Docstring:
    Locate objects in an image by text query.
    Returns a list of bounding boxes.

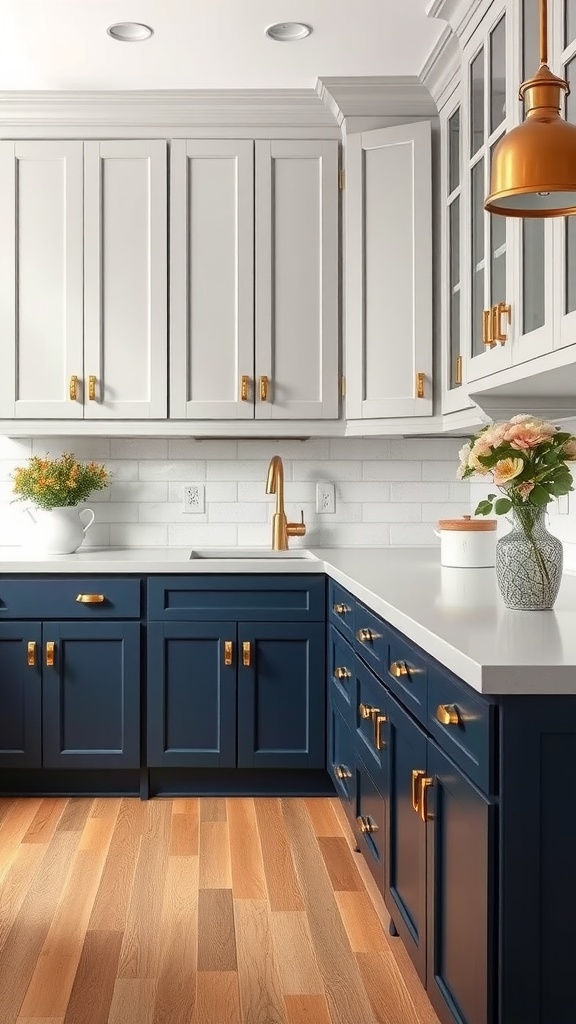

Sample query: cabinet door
[555,6,576,352]
[255,140,339,420]
[426,741,495,1024]
[0,622,42,768]
[327,704,356,827]
[147,621,236,768]
[237,622,325,768]
[170,139,254,419]
[385,692,428,982]
[42,622,140,768]
[345,122,432,418]
[84,140,167,418]
[0,141,84,419]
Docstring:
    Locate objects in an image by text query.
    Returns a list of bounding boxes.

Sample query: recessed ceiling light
[107,22,154,42]
[265,22,312,42]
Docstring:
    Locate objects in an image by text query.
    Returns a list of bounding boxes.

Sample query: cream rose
[562,438,576,460]
[493,457,525,486]
[504,421,556,450]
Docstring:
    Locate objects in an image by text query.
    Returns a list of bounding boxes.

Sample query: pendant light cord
[540,0,548,66]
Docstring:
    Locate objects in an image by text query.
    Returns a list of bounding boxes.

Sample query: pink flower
[493,457,525,486]
[563,438,576,460]
[504,421,557,450]
[515,480,535,500]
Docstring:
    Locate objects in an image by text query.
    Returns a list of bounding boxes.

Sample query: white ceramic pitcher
[24,506,95,554]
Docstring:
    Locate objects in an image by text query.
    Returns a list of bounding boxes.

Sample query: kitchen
[1,1,576,1023]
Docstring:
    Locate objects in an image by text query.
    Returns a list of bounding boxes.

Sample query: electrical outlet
[316,482,335,514]
[557,494,570,515]
[183,484,205,514]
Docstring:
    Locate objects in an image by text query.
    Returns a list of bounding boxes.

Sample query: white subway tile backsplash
[422,461,460,481]
[111,439,168,460]
[169,439,238,460]
[32,438,111,459]
[110,482,169,503]
[388,438,463,460]
[293,460,362,482]
[0,438,32,459]
[139,460,206,482]
[338,482,390,502]
[363,502,421,523]
[363,460,422,481]
[110,523,169,547]
[329,438,391,460]
[168,523,238,547]
[209,502,268,523]
[390,482,451,503]
[237,439,330,461]
[206,460,274,481]
[390,523,440,545]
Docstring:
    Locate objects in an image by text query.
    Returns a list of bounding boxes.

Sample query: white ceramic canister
[436,515,497,568]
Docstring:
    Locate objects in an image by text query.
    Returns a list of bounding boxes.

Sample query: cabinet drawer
[386,632,427,724]
[354,602,388,676]
[355,755,385,894]
[328,704,356,827]
[428,665,494,794]
[0,578,141,619]
[328,581,355,641]
[328,626,354,726]
[353,656,388,792]
[149,575,325,621]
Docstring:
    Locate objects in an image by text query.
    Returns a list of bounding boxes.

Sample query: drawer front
[328,627,355,727]
[428,664,494,794]
[0,578,141,619]
[328,704,356,828]
[355,755,386,895]
[148,575,325,621]
[386,631,427,726]
[328,581,355,642]
[354,603,388,677]
[353,656,388,791]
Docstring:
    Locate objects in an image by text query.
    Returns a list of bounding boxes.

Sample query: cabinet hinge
[340,375,346,397]
[338,169,345,191]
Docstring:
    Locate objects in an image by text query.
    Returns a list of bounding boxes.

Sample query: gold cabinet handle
[45,641,55,667]
[224,640,233,666]
[76,594,105,604]
[88,375,97,401]
[259,375,269,401]
[333,603,351,615]
[242,641,251,667]
[27,641,37,667]
[334,666,351,681]
[357,815,379,835]
[493,301,511,344]
[416,372,425,399]
[375,714,388,752]
[436,703,460,726]
[335,765,352,780]
[240,375,250,401]
[483,309,494,347]
[359,702,377,720]
[356,628,380,643]
[69,375,78,401]
[411,769,426,814]
[455,355,463,386]
[420,776,434,823]
[390,660,409,678]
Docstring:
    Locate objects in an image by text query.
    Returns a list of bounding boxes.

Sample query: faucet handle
[287,510,306,538]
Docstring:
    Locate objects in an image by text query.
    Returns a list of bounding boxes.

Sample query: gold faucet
[265,455,306,551]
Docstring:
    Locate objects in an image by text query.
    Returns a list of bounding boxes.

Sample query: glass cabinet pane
[470,50,484,156]
[522,0,540,79]
[490,187,507,308]
[448,109,460,193]
[449,198,461,387]
[566,0,576,49]
[490,17,507,133]
[523,220,545,331]
[566,55,576,314]
[471,160,485,356]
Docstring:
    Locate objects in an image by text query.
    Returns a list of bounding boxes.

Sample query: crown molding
[426,0,485,39]
[316,76,437,127]
[420,27,461,106]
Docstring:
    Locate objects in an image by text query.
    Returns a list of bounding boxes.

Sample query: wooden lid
[437,515,497,532]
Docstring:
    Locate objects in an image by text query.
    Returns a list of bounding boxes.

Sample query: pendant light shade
[485,0,576,217]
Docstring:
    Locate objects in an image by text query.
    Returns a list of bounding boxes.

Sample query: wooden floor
[0,795,440,1024]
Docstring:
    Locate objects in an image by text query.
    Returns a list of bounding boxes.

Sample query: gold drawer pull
[436,703,460,726]
[494,301,511,344]
[259,375,269,401]
[357,627,380,643]
[483,309,494,347]
[420,776,434,823]
[224,640,233,666]
[88,375,97,401]
[240,375,250,401]
[27,641,37,667]
[390,660,409,678]
[76,594,105,604]
[357,815,379,835]
[69,374,78,401]
[359,702,377,720]
[412,769,425,814]
[242,641,251,667]
[334,666,351,681]
[333,603,351,615]
[375,714,388,751]
[416,371,425,399]
[45,641,55,667]
[335,765,352,780]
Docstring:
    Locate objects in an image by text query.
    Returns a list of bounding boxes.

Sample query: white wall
[0,436,472,549]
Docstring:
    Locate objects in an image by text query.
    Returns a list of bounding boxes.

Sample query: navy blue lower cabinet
[355,754,386,894]
[147,622,237,768]
[42,621,141,769]
[237,622,325,769]
[328,702,356,825]
[426,741,495,1024]
[0,621,42,768]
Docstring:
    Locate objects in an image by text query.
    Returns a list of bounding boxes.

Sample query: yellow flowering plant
[11,453,110,511]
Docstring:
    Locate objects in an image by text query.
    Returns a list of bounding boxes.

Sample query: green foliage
[12,453,110,511]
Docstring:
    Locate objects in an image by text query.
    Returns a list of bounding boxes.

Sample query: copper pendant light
[485,0,576,217]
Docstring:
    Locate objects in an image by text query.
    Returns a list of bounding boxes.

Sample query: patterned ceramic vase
[495,506,563,610]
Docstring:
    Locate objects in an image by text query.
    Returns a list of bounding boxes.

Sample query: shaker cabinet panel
[0,622,42,768]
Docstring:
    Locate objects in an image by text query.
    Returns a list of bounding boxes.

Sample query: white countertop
[0,544,574,696]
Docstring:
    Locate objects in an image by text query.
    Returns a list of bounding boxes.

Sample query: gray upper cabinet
[170,138,339,421]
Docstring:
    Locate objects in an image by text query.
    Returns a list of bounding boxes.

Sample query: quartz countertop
[1,544,575,696]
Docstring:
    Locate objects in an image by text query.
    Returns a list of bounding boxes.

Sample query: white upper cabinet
[441,89,469,414]
[554,0,576,352]
[0,139,167,421]
[170,138,339,421]
[345,121,433,419]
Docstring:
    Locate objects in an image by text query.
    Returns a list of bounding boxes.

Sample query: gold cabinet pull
[333,603,351,615]
[420,776,434,823]
[335,765,352,780]
[45,641,55,667]
[76,594,105,604]
[375,714,388,751]
[240,375,250,401]
[390,660,409,678]
[88,375,97,401]
[356,627,380,644]
[27,641,37,667]
[242,641,251,667]
[455,355,463,386]
[493,301,511,344]
[357,815,379,835]
[334,666,351,681]
[436,703,460,726]
[224,640,233,666]
[69,375,78,401]
[259,375,269,401]
[411,769,426,814]
[483,309,494,347]
[359,702,377,720]
[416,372,425,399]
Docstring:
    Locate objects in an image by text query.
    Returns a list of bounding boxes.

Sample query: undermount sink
[189,548,318,561]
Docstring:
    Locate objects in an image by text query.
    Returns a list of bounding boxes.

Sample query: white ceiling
[0,1,445,91]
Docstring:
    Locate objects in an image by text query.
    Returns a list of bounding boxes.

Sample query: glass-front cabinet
[554,0,576,350]
[441,87,467,413]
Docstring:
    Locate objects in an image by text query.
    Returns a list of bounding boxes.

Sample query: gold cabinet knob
[435,703,460,726]
[76,594,105,604]
[333,603,351,615]
[359,702,377,720]
[69,375,78,401]
[356,627,380,643]
[334,666,351,681]
[390,660,409,678]
[335,765,352,780]
[357,815,378,835]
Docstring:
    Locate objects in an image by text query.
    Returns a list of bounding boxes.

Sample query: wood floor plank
[234,898,288,1024]
[318,836,363,892]
[255,799,304,912]
[198,820,231,888]
[171,797,198,815]
[284,994,333,1024]
[304,798,343,838]
[169,806,199,856]
[62,930,123,1024]
[152,855,199,1024]
[89,798,122,818]
[270,911,324,996]
[0,799,43,882]
[22,798,66,844]
[357,952,423,1024]
[17,1018,64,1024]
[384,938,441,1024]
[193,972,242,1024]
[108,980,158,1024]
[0,843,46,955]
[55,798,94,834]
[88,799,146,933]
[228,798,267,899]
[200,797,227,822]
[197,888,237,972]
[335,891,390,953]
